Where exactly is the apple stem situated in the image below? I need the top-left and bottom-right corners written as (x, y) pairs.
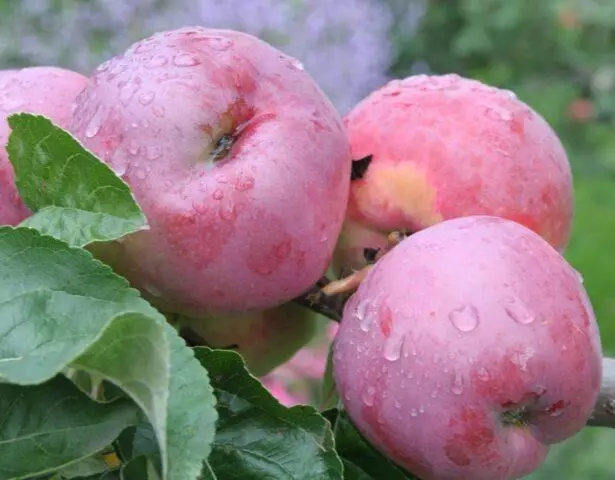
top-left (588, 356), bottom-right (615, 428)
top-left (292, 276), bottom-right (346, 322)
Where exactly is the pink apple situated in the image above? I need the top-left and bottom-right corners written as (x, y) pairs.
top-left (333, 74), bottom-right (572, 277)
top-left (0, 66), bottom-right (88, 225)
top-left (70, 26), bottom-right (351, 316)
top-left (333, 216), bottom-right (601, 480)
top-left (172, 302), bottom-right (317, 377)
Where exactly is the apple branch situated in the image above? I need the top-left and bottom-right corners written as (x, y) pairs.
top-left (588, 356), bottom-right (615, 428)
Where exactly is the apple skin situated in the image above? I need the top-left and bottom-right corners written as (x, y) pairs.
top-left (171, 302), bottom-right (317, 377)
top-left (332, 216), bottom-right (601, 480)
top-left (333, 74), bottom-right (572, 277)
top-left (70, 26), bottom-right (351, 316)
top-left (0, 67), bottom-right (88, 225)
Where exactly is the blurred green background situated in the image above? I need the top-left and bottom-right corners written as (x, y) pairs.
top-left (1, 0), bottom-right (613, 477)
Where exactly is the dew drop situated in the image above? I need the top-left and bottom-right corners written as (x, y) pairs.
top-left (362, 386), bottom-right (376, 406)
top-left (174, 53), bottom-right (200, 67)
top-left (430, 389), bottom-right (438, 399)
top-left (147, 55), bottom-right (168, 68)
top-left (127, 140), bottom-right (140, 157)
top-left (451, 371), bottom-right (464, 395)
top-left (355, 299), bottom-right (371, 331)
top-left (235, 176), bottom-right (255, 192)
top-left (448, 304), bottom-right (480, 332)
top-left (218, 201), bottom-right (237, 221)
top-left (383, 332), bottom-right (404, 362)
top-left (119, 82), bottom-right (140, 107)
top-left (146, 145), bottom-right (162, 160)
top-left (503, 296), bottom-right (536, 324)
top-left (291, 59), bottom-right (305, 70)
top-left (476, 367), bottom-right (490, 382)
top-left (574, 269), bottom-right (584, 284)
top-left (152, 105), bottom-right (165, 118)
top-left (139, 91), bottom-right (155, 105)
top-left (85, 105), bottom-right (105, 138)
top-left (410, 408), bottom-right (418, 417)
top-left (419, 405), bottom-right (425, 413)
top-left (394, 399), bottom-right (401, 409)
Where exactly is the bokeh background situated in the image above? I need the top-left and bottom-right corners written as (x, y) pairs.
top-left (2, 0), bottom-right (613, 477)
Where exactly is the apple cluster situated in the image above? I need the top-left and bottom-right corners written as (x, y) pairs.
top-left (0, 26), bottom-right (602, 480)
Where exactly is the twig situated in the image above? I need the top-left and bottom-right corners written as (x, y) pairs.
top-left (589, 357), bottom-right (615, 428)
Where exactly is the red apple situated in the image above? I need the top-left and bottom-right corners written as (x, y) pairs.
top-left (333, 216), bottom-right (601, 480)
top-left (333, 74), bottom-right (572, 278)
top-left (171, 302), bottom-right (317, 377)
top-left (70, 26), bottom-right (351, 316)
top-left (0, 66), bottom-right (88, 225)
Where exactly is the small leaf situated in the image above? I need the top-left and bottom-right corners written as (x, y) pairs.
top-left (322, 409), bottom-right (418, 479)
top-left (0, 375), bottom-right (138, 479)
top-left (0, 227), bottom-right (170, 478)
top-left (195, 347), bottom-right (342, 480)
top-left (6, 113), bottom-right (147, 246)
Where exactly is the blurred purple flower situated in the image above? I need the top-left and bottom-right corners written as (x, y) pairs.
top-left (0, 0), bottom-right (426, 113)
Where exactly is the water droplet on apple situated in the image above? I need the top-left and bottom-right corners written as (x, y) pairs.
top-left (127, 140), bottom-right (140, 157)
top-left (362, 386), bottom-right (375, 406)
top-left (235, 176), bottom-right (254, 191)
top-left (355, 299), bottom-right (371, 330)
top-left (448, 304), bottom-right (479, 332)
top-left (139, 91), bottom-right (156, 105)
top-left (419, 405), bottom-right (425, 413)
top-left (146, 145), bottom-right (162, 160)
top-left (383, 332), bottom-right (404, 362)
top-left (152, 105), bottom-right (165, 118)
top-left (430, 388), bottom-right (438, 399)
top-left (218, 201), bottom-right (237, 221)
top-left (503, 296), bottom-right (536, 324)
top-left (120, 82), bottom-right (140, 107)
top-left (393, 399), bottom-right (401, 409)
top-left (212, 189), bottom-right (224, 200)
top-left (432, 353), bottom-right (441, 364)
top-left (574, 269), bottom-right (584, 284)
top-left (174, 53), bottom-right (201, 67)
top-left (135, 169), bottom-right (146, 180)
top-left (85, 105), bottom-right (105, 138)
top-left (410, 408), bottom-right (418, 417)
top-left (451, 371), bottom-right (464, 395)
top-left (476, 367), bottom-right (490, 382)
top-left (291, 59), bottom-right (304, 71)
top-left (208, 36), bottom-right (234, 51)
top-left (147, 55), bottom-right (168, 68)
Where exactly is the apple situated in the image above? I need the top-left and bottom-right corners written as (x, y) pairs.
top-left (170, 302), bottom-right (317, 377)
top-left (0, 66), bottom-right (88, 225)
top-left (70, 26), bottom-right (351, 316)
top-left (333, 216), bottom-right (602, 480)
top-left (333, 74), bottom-right (573, 278)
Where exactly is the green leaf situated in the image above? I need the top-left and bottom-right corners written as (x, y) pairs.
top-left (101, 325), bottom-right (218, 480)
top-left (163, 323), bottom-right (218, 480)
top-left (0, 375), bottom-right (138, 479)
top-left (0, 226), bottom-right (170, 478)
top-left (322, 409), bottom-right (417, 480)
top-left (6, 113), bottom-right (147, 247)
top-left (195, 347), bottom-right (342, 480)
